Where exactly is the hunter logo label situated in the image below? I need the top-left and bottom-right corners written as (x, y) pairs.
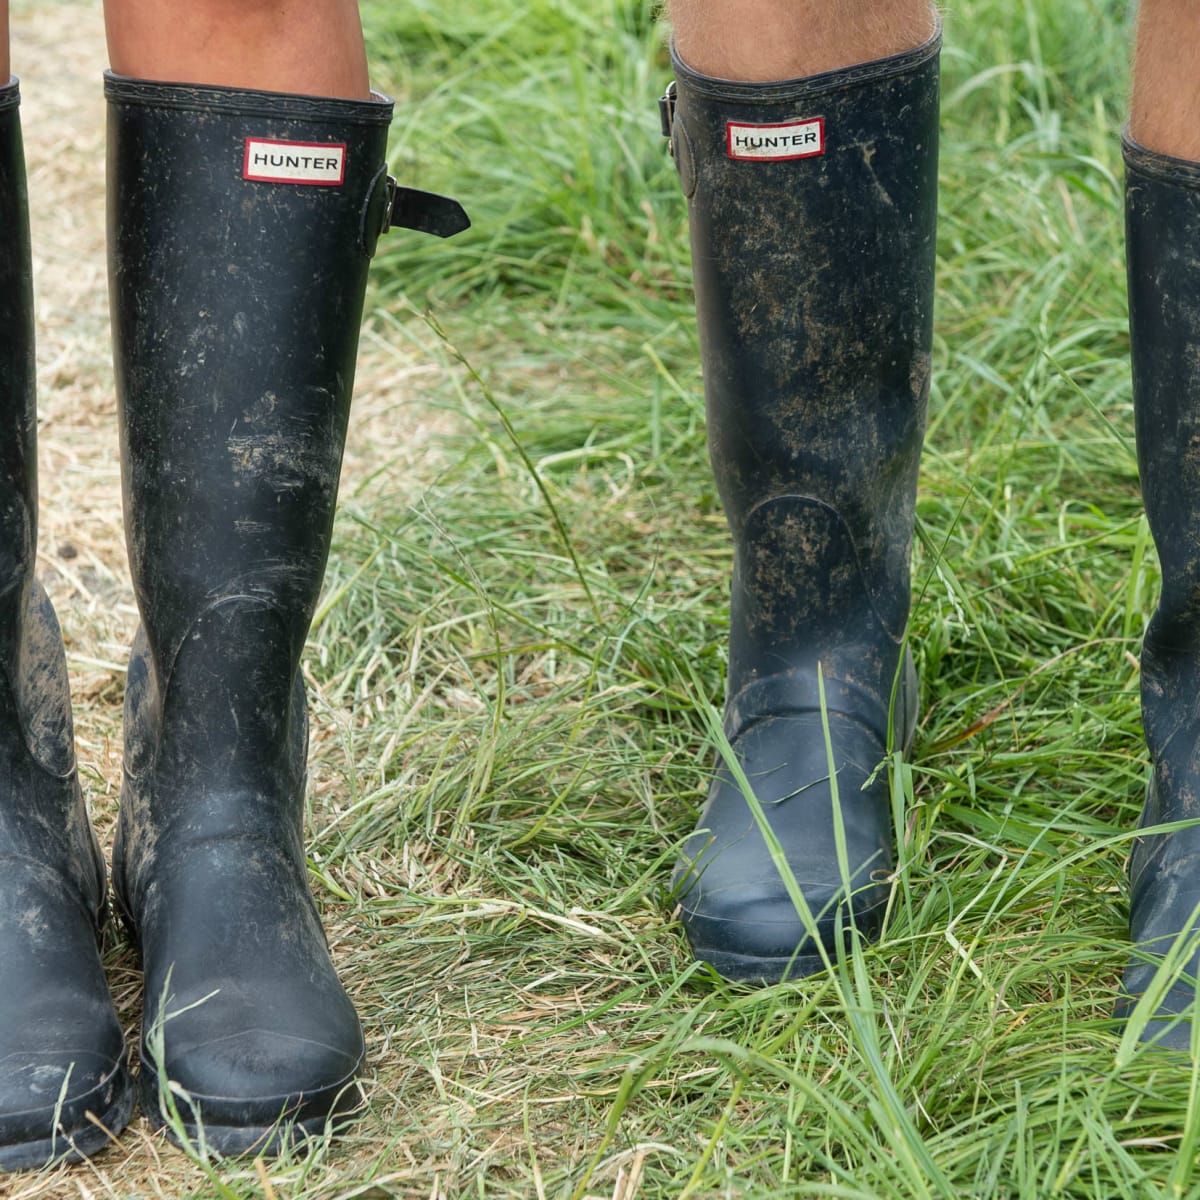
top-left (243, 139), bottom-right (347, 185)
top-left (726, 118), bottom-right (825, 161)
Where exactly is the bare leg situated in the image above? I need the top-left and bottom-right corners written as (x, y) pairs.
top-left (1130, 0), bottom-right (1200, 159)
top-left (669, 0), bottom-right (935, 81)
top-left (103, 0), bottom-right (369, 99)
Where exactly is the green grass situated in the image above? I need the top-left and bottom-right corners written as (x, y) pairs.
top-left (303, 1), bottom-right (1189, 1195)
top-left (37, 0), bottom-right (1200, 1195)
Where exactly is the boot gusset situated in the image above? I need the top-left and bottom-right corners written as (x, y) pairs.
top-left (666, 33), bottom-right (939, 982)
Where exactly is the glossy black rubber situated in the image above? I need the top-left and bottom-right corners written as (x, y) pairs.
top-left (1120, 136), bottom-right (1200, 1050)
top-left (0, 79), bottom-right (132, 1171)
top-left (105, 76), bottom-right (391, 1152)
top-left (666, 35), bottom-right (940, 983)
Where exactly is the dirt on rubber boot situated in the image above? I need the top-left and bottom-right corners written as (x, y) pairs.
top-left (0, 78), bottom-right (133, 1172)
top-left (1119, 135), bottom-right (1200, 1050)
top-left (662, 31), bottom-right (940, 984)
top-left (105, 75), bottom-right (466, 1154)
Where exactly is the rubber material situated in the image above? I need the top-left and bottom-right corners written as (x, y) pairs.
top-left (105, 75), bottom-right (386, 1152)
top-left (0, 78), bottom-right (133, 1171)
top-left (1119, 135), bottom-right (1200, 1050)
top-left (666, 34), bottom-right (940, 983)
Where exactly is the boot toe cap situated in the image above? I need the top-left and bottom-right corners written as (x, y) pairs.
top-left (674, 712), bottom-right (894, 984)
top-left (676, 874), bottom-right (888, 983)
top-left (0, 1049), bottom-right (132, 1170)
top-left (142, 1024), bottom-right (365, 1153)
top-left (0, 905), bottom-right (133, 1169)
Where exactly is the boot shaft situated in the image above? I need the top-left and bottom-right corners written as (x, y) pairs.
top-left (668, 37), bottom-right (938, 571)
top-left (0, 85), bottom-right (105, 991)
top-left (1127, 138), bottom-right (1200, 651)
top-left (1126, 138), bottom-right (1200, 817)
top-left (106, 76), bottom-right (393, 685)
top-left (666, 36), bottom-right (939, 709)
top-left (1119, 138), bottom-right (1200, 1047)
top-left (0, 83), bottom-right (39, 602)
top-left (0, 83), bottom-right (77, 790)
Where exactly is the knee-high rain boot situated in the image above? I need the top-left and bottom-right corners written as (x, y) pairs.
top-left (1120, 136), bottom-right (1200, 1049)
top-left (106, 76), bottom-right (466, 1151)
top-left (663, 31), bottom-right (940, 983)
top-left (0, 79), bottom-right (132, 1170)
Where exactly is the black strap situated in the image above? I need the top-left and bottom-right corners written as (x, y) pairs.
top-left (384, 177), bottom-right (471, 239)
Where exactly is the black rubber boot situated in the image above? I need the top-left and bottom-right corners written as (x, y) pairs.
top-left (663, 33), bottom-right (939, 984)
top-left (106, 76), bottom-right (465, 1153)
top-left (0, 79), bottom-right (133, 1171)
top-left (1119, 135), bottom-right (1200, 1050)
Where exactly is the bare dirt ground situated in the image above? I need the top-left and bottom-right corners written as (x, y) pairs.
top-left (10, 1), bottom-right (454, 1191)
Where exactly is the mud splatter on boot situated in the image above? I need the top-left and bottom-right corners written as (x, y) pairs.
top-left (106, 75), bottom-right (465, 1151)
top-left (0, 78), bottom-right (132, 1171)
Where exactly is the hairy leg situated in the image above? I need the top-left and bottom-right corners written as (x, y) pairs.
top-left (103, 0), bottom-right (369, 98)
top-left (668, 0), bottom-right (936, 80)
top-left (1131, 0), bottom-right (1200, 159)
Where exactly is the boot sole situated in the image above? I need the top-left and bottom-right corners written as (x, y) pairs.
top-left (692, 945), bottom-right (829, 985)
top-left (0, 1061), bottom-right (134, 1173)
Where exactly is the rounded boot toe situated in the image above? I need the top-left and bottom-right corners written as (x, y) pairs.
top-left (678, 874), bottom-right (888, 983)
top-left (0, 1048), bottom-right (132, 1171)
top-left (141, 1006), bottom-right (365, 1154)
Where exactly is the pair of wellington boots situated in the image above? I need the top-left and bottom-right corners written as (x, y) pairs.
top-left (0, 76), bottom-right (465, 1170)
top-left (667, 30), bottom-right (1200, 1047)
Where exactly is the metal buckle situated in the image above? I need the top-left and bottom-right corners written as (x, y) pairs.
top-left (658, 80), bottom-right (677, 143)
top-left (381, 174), bottom-right (397, 235)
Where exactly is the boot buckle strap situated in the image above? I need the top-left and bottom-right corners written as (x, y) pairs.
top-left (659, 80), bottom-right (677, 152)
top-left (383, 176), bottom-right (471, 239)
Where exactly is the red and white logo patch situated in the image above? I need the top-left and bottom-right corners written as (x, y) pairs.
top-left (726, 117), bottom-right (825, 162)
top-left (243, 138), bottom-right (347, 185)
